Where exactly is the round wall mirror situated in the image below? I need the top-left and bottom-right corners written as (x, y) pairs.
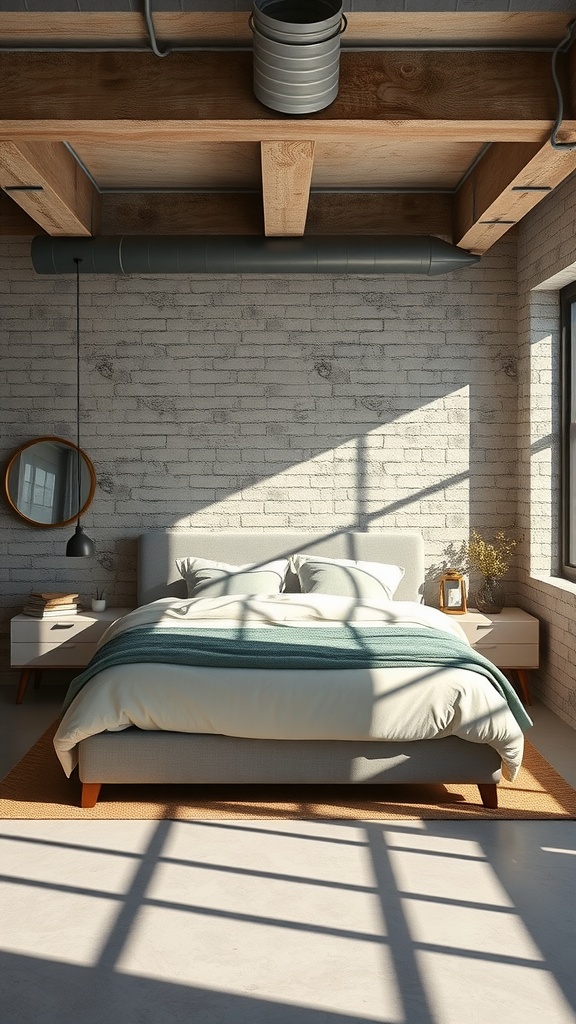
top-left (4, 436), bottom-right (96, 528)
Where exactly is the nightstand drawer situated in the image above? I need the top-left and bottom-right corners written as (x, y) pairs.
top-left (459, 613), bottom-right (538, 647)
top-left (10, 641), bottom-right (99, 668)
top-left (474, 643), bottom-right (539, 669)
top-left (11, 616), bottom-right (108, 644)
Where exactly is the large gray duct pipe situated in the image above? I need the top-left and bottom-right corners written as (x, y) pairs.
top-left (31, 235), bottom-right (480, 276)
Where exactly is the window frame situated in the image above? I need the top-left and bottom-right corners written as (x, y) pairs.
top-left (560, 280), bottom-right (576, 582)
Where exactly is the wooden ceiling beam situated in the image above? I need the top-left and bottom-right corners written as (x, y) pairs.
top-left (0, 140), bottom-right (100, 235)
top-left (101, 192), bottom-right (265, 236)
top-left (2, 121), bottom-right (561, 146)
top-left (454, 139), bottom-right (576, 253)
top-left (95, 191), bottom-right (450, 239)
top-left (261, 141), bottom-right (315, 236)
top-left (0, 189), bottom-right (44, 235)
top-left (0, 12), bottom-right (572, 48)
top-left (0, 50), bottom-right (562, 145)
top-left (305, 192), bottom-right (453, 239)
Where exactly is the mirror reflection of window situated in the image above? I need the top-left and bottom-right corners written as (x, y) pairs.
top-left (5, 438), bottom-right (95, 527)
top-left (17, 446), bottom-right (66, 524)
top-left (19, 459), bottom-right (57, 523)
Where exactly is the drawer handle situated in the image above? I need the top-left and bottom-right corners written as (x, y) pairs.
top-left (51, 623), bottom-right (76, 631)
top-left (60, 643), bottom-right (78, 649)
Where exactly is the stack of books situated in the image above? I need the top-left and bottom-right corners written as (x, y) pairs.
top-left (22, 592), bottom-right (80, 618)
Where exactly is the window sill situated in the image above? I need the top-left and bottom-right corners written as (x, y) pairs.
top-left (529, 573), bottom-right (576, 599)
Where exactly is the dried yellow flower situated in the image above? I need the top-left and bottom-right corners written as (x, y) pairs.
top-left (463, 529), bottom-right (517, 579)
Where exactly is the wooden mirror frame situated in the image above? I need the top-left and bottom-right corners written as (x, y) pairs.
top-left (4, 436), bottom-right (96, 529)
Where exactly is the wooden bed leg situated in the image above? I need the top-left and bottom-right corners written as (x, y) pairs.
top-left (478, 783), bottom-right (498, 809)
top-left (81, 783), bottom-right (102, 808)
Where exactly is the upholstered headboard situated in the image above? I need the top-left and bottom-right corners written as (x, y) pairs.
top-left (137, 530), bottom-right (425, 607)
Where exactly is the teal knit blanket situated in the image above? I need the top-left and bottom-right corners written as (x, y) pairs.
top-left (62, 623), bottom-right (533, 730)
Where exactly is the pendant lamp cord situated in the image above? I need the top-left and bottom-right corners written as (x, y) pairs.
top-left (74, 257), bottom-right (82, 528)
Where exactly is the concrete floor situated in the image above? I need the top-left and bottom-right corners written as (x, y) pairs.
top-left (1, 685), bottom-right (576, 1024)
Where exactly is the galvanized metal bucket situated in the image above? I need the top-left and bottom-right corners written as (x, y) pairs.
top-left (250, 0), bottom-right (346, 114)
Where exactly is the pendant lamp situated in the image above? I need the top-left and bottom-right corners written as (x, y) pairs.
top-left (66, 258), bottom-right (94, 557)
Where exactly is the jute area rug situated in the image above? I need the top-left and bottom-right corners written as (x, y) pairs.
top-left (1, 721), bottom-right (576, 820)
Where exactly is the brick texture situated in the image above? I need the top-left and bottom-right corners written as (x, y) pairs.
top-left (1, 235), bottom-right (518, 686)
top-left (516, 172), bottom-right (576, 729)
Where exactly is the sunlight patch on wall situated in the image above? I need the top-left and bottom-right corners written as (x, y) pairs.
top-left (171, 390), bottom-right (472, 543)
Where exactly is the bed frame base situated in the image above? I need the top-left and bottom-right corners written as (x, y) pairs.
top-left (77, 730), bottom-right (502, 810)
top-left (80, 779), bottom-right (499, 810)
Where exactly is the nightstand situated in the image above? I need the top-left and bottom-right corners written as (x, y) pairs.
top-left (11, 607), bottom-right (134, 704)
top-left (447, 606), bottom-right (539, 705)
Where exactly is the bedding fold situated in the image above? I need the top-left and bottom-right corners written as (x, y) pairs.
top-left (62, 621), bottom-right (531, 733)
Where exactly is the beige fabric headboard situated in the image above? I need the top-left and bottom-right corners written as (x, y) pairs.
top-left (138, 530), bottom-right (425, 606)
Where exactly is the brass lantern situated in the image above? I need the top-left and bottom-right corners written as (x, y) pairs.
top-left (439, 569), bottom-right (467, 615)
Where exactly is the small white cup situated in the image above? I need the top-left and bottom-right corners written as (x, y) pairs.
top-left (91, 598), bottom-right (106, 612)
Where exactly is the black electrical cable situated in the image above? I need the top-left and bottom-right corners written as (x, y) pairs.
top-left (65, 256), bottom-right (94, 556)
top-left (550, 19), bottom-right (576, 151)
top-left (143, 0), bottom-right (172, 58)
top-left (74, 257), bottom-right (82, 527)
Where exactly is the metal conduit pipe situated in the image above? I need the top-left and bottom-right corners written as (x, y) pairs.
top-left (31, 235), bottom-right (479, 276)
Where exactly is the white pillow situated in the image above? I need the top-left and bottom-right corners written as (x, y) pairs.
top-left (175, 556), bottom-right (289, 599)
top-left (290, 554), bottom-right (404, 600)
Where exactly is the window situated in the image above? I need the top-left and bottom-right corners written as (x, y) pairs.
top-left (17, 455), bottom-right (57, 525)
top-left (560, 281), bottom-right (576, 581)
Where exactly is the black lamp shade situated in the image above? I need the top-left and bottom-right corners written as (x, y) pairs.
top-left (66, 523), bottom-right (95, 557)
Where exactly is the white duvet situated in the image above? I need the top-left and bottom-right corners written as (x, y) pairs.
top-left (53, 593), bottom-right (527, 781)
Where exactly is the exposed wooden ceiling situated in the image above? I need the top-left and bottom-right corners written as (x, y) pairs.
top-left (1, 10), bottom-right (576, 256)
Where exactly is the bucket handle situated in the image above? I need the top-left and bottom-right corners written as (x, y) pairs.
top-left (248, 12), bottom-right (348, 37)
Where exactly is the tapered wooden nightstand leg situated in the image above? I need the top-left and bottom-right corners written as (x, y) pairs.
top-left (15, 668), bottom-right (32, 704)
top-left (478, 783), bottom-right (498, 809)
top-left (514, 669), bottom-right (531, 706)
top-left (81, 783), bottom-right (102, 808)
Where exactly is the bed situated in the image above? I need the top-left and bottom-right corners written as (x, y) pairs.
top-left (53, 530), bottom-right (531, 809)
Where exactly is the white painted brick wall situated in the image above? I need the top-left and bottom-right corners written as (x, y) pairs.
top-left (517, 172), bottom-right (576, 729)
top-left (0, 235), bottom-right (518, 686)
